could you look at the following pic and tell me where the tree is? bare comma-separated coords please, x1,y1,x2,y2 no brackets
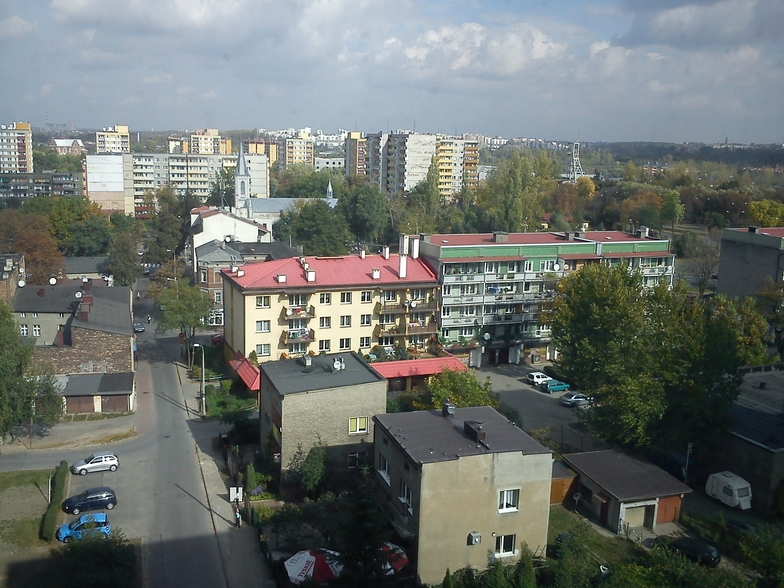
739,524,784,587
442,569,455,588
108,231,142,287
660,190,685,233
109,212,138,236
338,181,386,246
509,549,536,588
62,214,112,256
0,210,64,284
413,369,499,410
755,277,784,356
574,176,596,210
273,199,352,256
206,167,235,208
748,199,784,227
153,280,211,342
683,228,720,295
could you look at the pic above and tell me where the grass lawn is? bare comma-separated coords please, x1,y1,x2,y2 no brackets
0,518,43,549
0,470,49,494
548,505,643,568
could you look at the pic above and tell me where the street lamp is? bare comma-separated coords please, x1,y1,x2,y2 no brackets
166,277,179,299
193,343,206,418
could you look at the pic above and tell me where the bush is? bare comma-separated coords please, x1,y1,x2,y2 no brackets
41,460,69,541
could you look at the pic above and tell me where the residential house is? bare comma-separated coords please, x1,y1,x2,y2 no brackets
562,450,692,534
418,229,674,364
717,226,784,298
221,243,439,363
373,405,552,585
49,138,87,155
259,352,386,476
64,257,111,281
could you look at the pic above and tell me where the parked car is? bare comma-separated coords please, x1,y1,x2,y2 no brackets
560,392,592,407
56,513,112,543
62,487,117,515
540,379,570,393
705,471,752,510
70,451,119,476
527,372,552,386
654,536,721,567
133,322,145,333
211,334,223,345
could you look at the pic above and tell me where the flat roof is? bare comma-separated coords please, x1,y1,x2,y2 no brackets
374,406,550,466
563,450,692,502
261,351,385,396
424,231,667,247
730,371,784,450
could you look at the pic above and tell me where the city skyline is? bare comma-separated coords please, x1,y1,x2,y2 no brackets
1,0,782,144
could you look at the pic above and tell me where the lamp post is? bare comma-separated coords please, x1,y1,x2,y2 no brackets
166,277,179,299
699,197,710,227
193,343,206,418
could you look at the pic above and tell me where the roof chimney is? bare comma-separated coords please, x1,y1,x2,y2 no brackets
77,310,88,321
398,254,407,279
237,269,245,277
306,269,316,282
492,232,508,243
383,246,390,260
399,234,410,255
360,249,366,259
748,226,759,233
442,401,456,417
37,287,45,297
411,236,420,259
83,279,92,291
372,268,381,280
464,420,486,443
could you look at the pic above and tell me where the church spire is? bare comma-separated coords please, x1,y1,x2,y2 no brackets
234,141,251,212
326,177,333,199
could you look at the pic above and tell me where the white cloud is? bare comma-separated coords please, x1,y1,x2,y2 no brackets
0,15,36,40
143,73,173,85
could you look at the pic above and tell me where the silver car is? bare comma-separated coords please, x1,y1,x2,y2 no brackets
560,392,592,408
70,451,120,476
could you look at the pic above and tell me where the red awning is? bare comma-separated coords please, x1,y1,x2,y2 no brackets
370,356,467,380
229,351,260,390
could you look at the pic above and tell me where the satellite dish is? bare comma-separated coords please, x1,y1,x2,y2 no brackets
82,276,89,283
49,277,57,286
75,291,83,299
483,332,491,341
17,279,25,288
410,301,417,308
333,358,342,372
286,308,293,316
553,264,561,271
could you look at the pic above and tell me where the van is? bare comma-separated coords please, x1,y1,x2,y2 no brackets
705,471,752,510
527,372,551,386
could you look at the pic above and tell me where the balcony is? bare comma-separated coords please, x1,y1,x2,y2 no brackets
440,315,479,328
281,328,315,345
406,321,438,335
282,305,315,320
373,323,406,338
483,313,527,325
443,273,479,284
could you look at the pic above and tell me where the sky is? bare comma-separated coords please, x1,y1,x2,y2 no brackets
0,0,782,144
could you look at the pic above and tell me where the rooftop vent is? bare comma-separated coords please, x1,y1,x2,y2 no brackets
492,232,509,243
360,250,366,259
237,269,245,277
306,269,316,282
277,274,287,283
231,266,239,273
748,226,759,233
411,236,420,259
304,354,312,367
372,268,381,279
442,401,456,417
399,234,410,255
464,420,486,443
383,246,390,260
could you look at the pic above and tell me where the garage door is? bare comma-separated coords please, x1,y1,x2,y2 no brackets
624,505,646,527
101,395,127,412
66,396,94,414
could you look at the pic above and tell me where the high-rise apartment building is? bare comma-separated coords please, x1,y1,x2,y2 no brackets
244,139,279,165
95,125,130,153
436,137,479,201
385,132,437,195
344,131,367,177
280,134,314,168
189,129,232,155
0,122,33,174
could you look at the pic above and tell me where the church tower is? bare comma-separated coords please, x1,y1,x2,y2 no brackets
234,142,251,212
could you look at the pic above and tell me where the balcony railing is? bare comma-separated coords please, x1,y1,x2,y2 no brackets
406,321,438,335
373,323,406,338
282,328,315,345
282,305,315,320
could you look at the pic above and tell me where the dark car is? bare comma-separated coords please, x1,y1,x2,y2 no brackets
133,322,145,333
655,536,721,567
62,487,117,515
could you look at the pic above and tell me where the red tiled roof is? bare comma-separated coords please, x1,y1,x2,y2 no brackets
223,254,438,290
370,356,466,379
228,352,261,390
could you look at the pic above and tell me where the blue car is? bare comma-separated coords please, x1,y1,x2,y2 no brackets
56,513,111,543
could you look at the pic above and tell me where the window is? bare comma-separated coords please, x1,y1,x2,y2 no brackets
319,293,331,305
19,325,27,336
319,340,331,352
498,489,520,512
200,269,207,283
495,534,516,557
524,261,533,272
289,342,306,354
441,307,451,317
319,316,331,329
485,262,499,273
380,313,394,325
255,320,270,333
339,338,351,350
459,327,474,337
31,313,38,318
507,262,518,273
360,314,371,326
256,296,270,308
347,451,366,469
341,292,352,304
288,294,307,306
19,312,25,318
378,454,390,484
383,290,397,302
214,291,222,304
256,344,271,356
289,318,306,329
541,260,555,271
32,325,41,337
380,336,395,346
410,288,425,300
349,417,368,435
399,480,413,514
442,285,451,296
361,291,372,303
360,336,371,348
58,313,64,318
340,315,351,327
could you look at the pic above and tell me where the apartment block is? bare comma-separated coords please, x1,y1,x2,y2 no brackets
280,134,315,168
344,131,367,177
365,132,389,192
95,125,130,154
0,122,32,174
386,132,437,194
188,129,232,155
436,137,479,201
0,171,83,201
244,139,279,164
221,245,439,363
419,229,674,364
717,226,784,298
85,154,134,215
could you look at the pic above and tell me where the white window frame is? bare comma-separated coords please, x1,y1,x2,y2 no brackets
378,454,390,485
349,416,368,435
359,336,371,348
498,489,520,513
256,295,270,308
255,320,270,333
319,340,331,352
214,291,222,304
32,325,41,337
319,316,331,329
288,342,306,354
360,314,371,326
288,294,307,306
399,480,413,514
339,337,351,350
383,290,397,302
256,344,271,356
524,260,533,272
340,315,351,327
495,534,516,557
319,293,331,305
200,269,207,283
19,324,27,336
541,260,556,271
341,292,352,304
361,291,372,303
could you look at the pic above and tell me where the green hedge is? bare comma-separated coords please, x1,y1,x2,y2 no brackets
41,460,69,541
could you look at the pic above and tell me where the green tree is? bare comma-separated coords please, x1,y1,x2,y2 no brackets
414,369,499,410
153,280,211,342
273,199,352,256
206,167,235,208
574,176,596,211
660,190,685,233
755,277,784,356
108,231,142,287
0,210,65,284
62,214,112,256
442,569,455,588
683,228,721,295
748,199,784,227
32,147,83,173
299,436,327,494
338,181,386,245
739,523,784,587
484,561,511,588
109,212,138,236
51,528,138,588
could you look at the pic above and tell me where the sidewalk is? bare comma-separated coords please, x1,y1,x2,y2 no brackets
174,360,275,588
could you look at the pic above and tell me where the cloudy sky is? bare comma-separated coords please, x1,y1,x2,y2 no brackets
1,0,782,143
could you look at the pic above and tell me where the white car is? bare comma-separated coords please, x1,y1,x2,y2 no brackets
527,372,552,386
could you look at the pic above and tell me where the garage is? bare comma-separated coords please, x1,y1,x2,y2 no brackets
624,505,647,527
66,396,94,413
60,372,136,415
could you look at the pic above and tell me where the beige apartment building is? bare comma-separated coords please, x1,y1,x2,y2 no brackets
188,129,232,155
436,137,479,201
244,139,279,165
280,134,314,168
221,243,439,362
374,406,552,585
95,125,130,153
0,122,33,174
344,131,367,177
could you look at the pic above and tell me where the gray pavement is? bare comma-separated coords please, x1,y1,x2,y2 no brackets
0,338,273,588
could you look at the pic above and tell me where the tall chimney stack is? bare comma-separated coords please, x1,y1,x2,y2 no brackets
398,254,407,279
